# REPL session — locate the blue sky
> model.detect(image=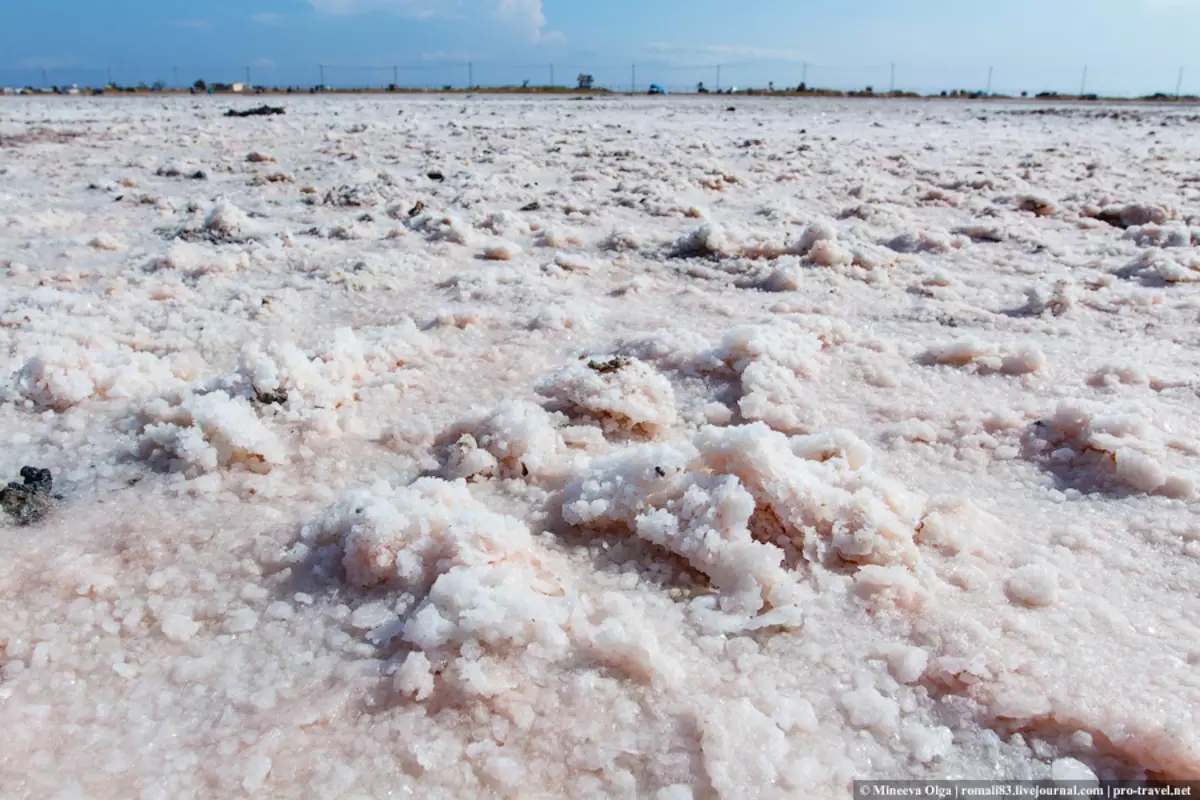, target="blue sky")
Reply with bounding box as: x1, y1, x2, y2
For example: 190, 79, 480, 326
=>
1, 0, 1198, 96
